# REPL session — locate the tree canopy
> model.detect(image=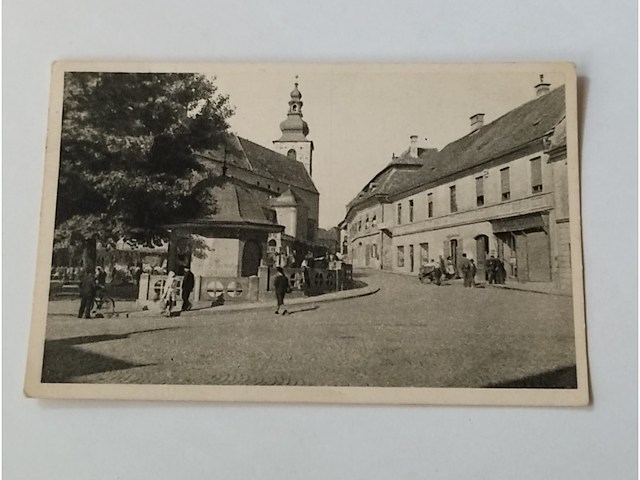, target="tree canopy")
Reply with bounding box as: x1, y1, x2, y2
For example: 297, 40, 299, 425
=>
54, 72, 233, 263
